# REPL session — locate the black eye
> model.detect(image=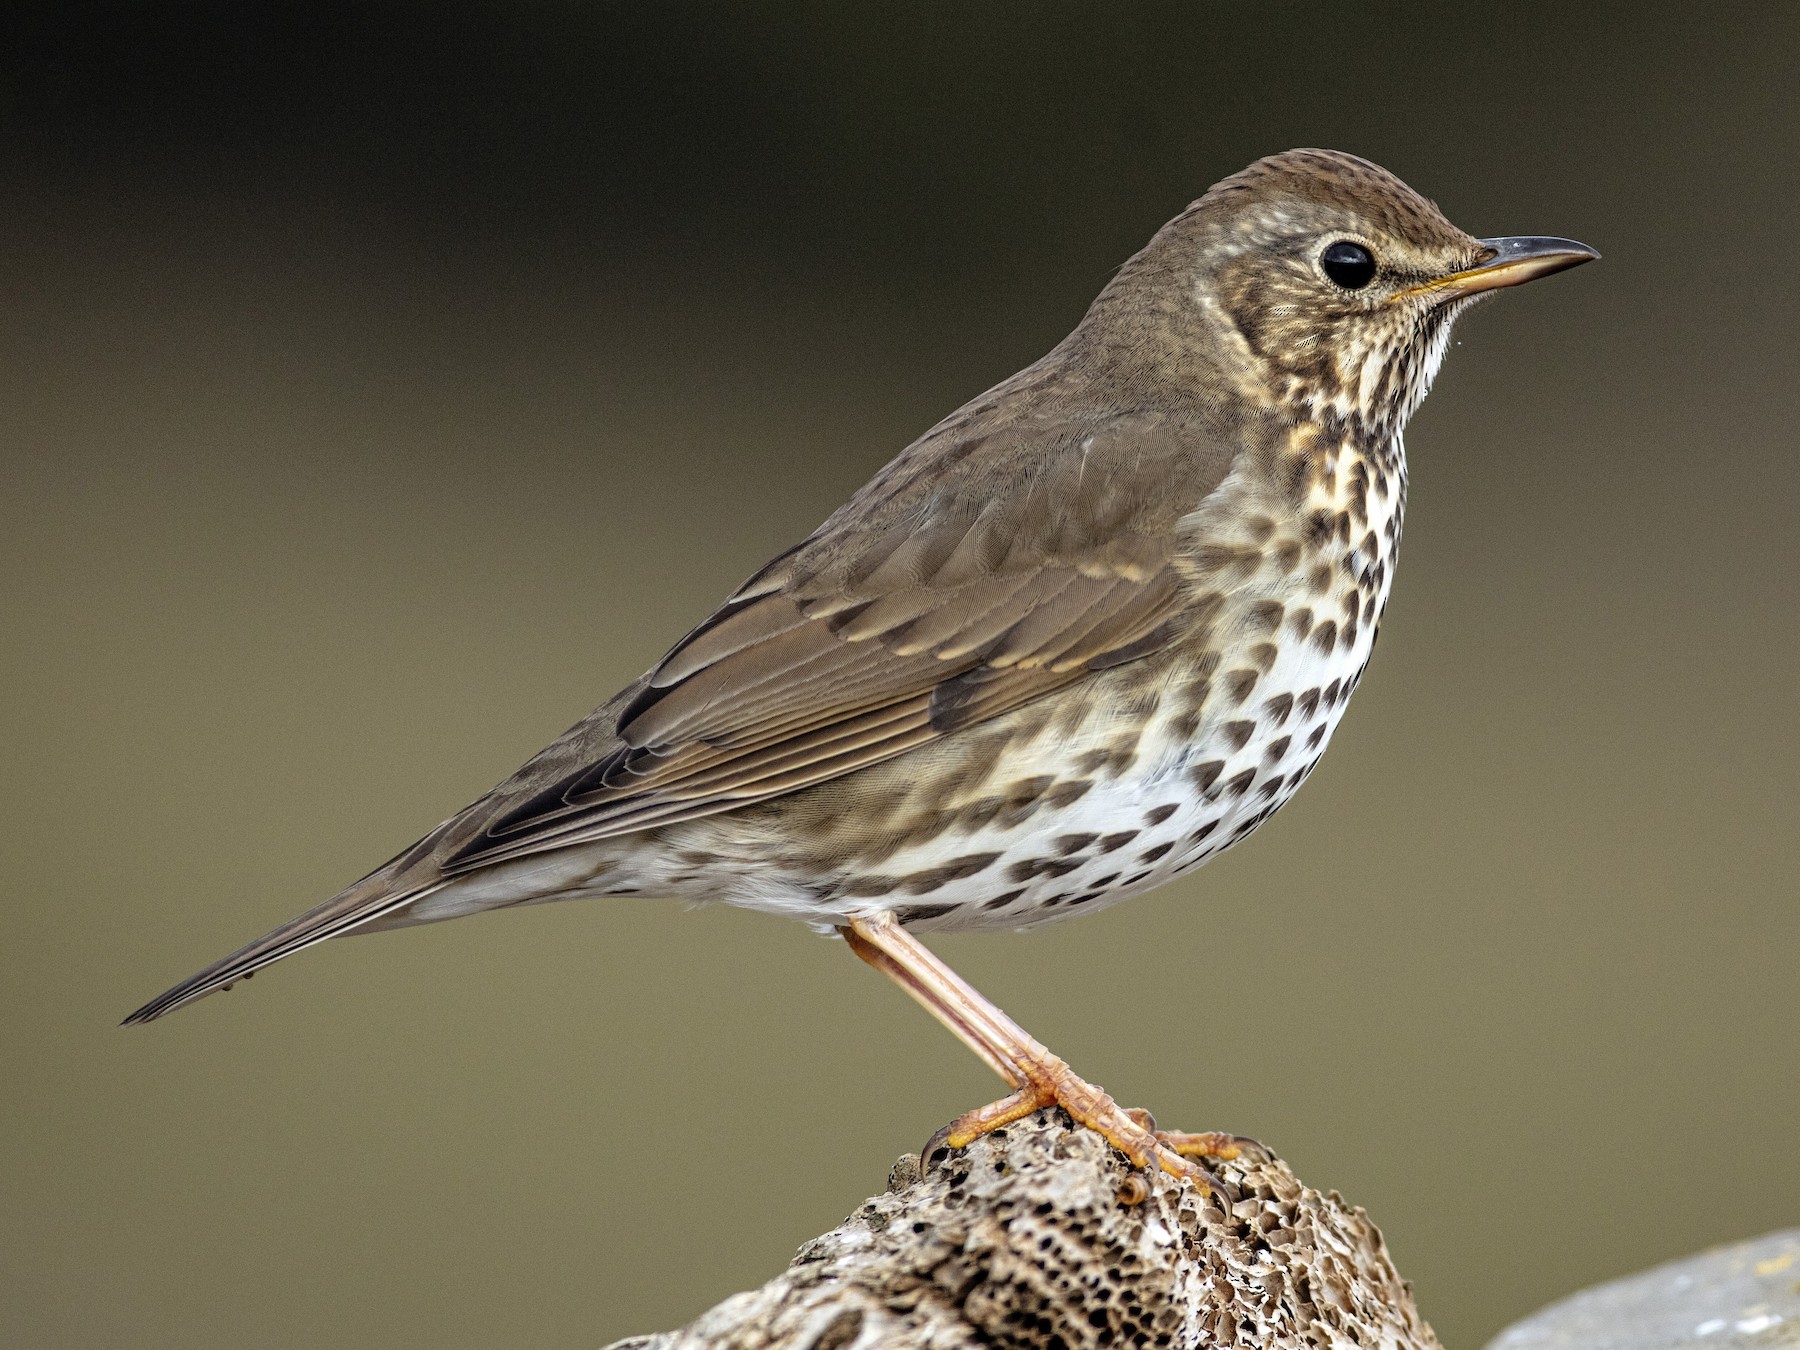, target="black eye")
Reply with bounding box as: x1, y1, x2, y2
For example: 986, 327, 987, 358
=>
1321, 241, 1377, 289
